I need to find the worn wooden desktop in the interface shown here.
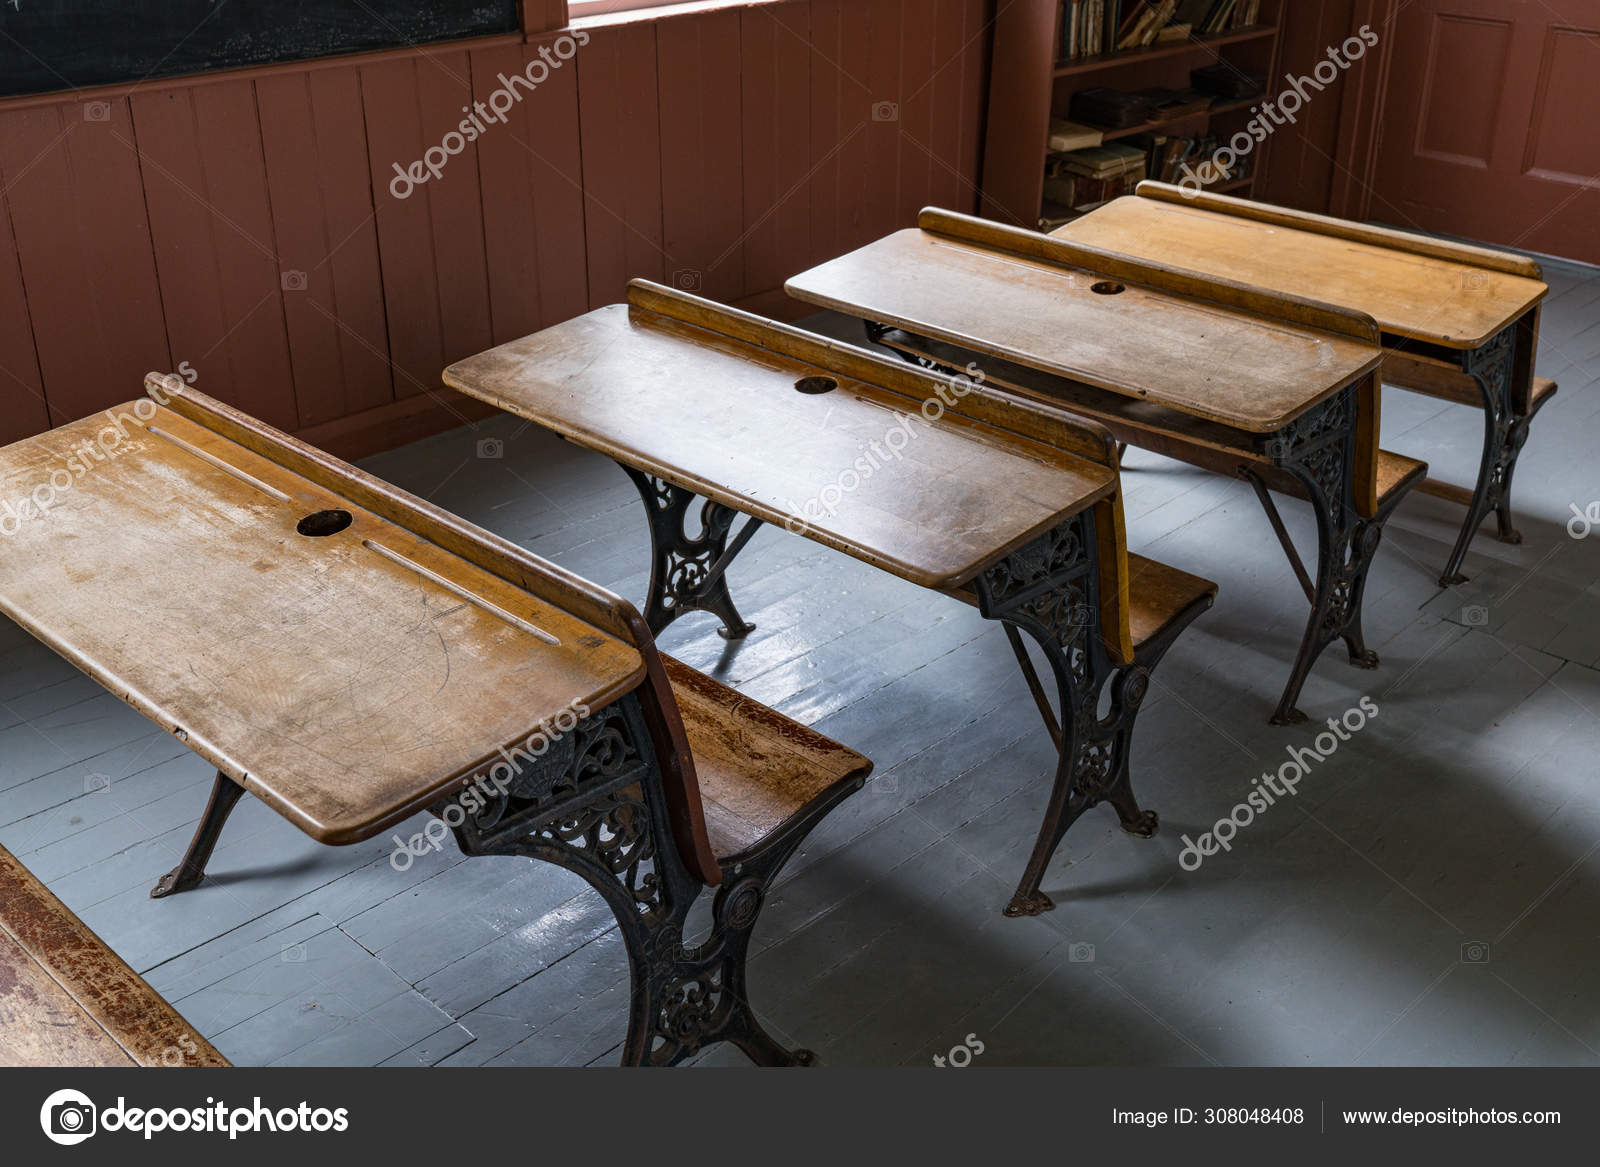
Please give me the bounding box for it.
[0,391,643,848]
[444,281,1217,916]
[1057,182,1553,585]
[786,207,1403,726]
[0,382,874,1066]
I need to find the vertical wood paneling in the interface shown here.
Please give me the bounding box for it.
[863,0,908,245]
[956,0,988,212]
[361,50,493,398]
[131,81,298,430]
[577,21,666,308]
[0,3,998,450]
[257,67,394,428]
[894,0,940,227]
[1258,0,1354,212]
[657,9,745,301]
[0,99,169,423]
[0,202,50,443]
[740,1,812,294]
[472,35,588,343]
[807,0,874,266]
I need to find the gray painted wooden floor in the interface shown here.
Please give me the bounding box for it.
[3,265,1598,1067]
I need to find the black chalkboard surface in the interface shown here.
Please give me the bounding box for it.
[0,1,521,98]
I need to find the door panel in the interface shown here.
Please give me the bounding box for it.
[1372,0,1600,264]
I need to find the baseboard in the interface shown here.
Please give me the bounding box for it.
[296,389,500,461]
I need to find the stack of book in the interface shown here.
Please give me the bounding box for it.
[1069,86,1158,129]
[1047,120,1105,152]
[1131,86,1213,122]
[1040,141,1148,225]
[1126,131,1254,187]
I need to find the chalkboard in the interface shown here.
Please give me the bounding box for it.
[0,2,521,99]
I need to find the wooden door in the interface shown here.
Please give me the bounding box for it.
[1369,0,1600,263]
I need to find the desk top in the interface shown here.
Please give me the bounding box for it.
[785,209,1383,434]
[444,282,1120,591]
[1056,185,1548,349]
[0,395,644,844]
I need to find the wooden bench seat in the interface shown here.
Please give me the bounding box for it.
[664,656,871,860]
[1532,376,1559,412]
[1377,450,1430,503]
[1383,351,1559,416]
[0,845,227,1067]
[1126,554,1219,651]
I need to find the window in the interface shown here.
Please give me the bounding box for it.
[567,0,681,15]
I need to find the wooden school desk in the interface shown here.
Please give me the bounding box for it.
[786,207,1416,727]
[444,281,1217,918]
[1056,182,1552,586]
[0,383,871,1066]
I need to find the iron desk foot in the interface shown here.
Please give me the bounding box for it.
[974,513,1211,917]
[621,465,760,640]
[1438,324,1524,587]
[151,771,246,898]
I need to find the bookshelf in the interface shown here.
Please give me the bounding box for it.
[979,0,1285,229]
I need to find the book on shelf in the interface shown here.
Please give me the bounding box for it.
[1084,0,1257,63]
[1117,0,1177,50]
[1039,200,1079,231]
[1060,0,1130,62]
[1051,141,1148,179]
[1069,86,1158,128]
[1124,130,1254,187]
[1041,160,1147,213]
[1131,86,1213,120]
[1047,119,1105,152]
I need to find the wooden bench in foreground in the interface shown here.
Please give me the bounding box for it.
[786,207,1425,726]
[0,844,228,1067]
[444,281,1217,917]
[0,384,871,1067]
[1057,181,1552,586]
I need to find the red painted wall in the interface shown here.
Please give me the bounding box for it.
[0,1,991,455]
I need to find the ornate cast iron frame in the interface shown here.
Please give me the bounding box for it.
[621,466,761,640]
[963,511,1208,917]
[1441,323,1523,586]
[152,695,846,1067]
[446,695,830,1067]
[1241,381,1388,725]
